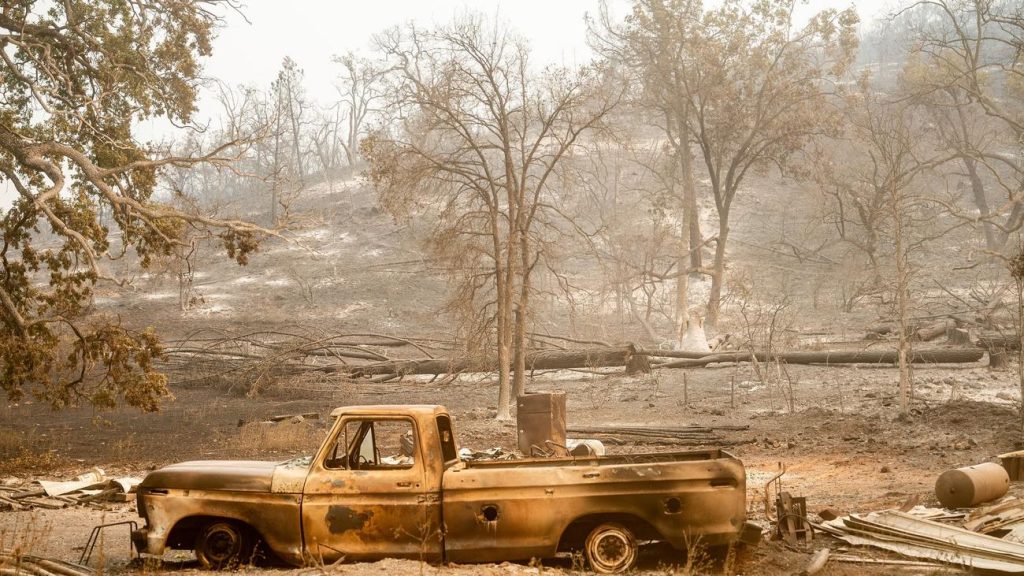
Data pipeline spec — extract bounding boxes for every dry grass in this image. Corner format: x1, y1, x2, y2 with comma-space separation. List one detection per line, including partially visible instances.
0, 428, 65, 475
0, 514, 52, 561
223, 421, 324, 458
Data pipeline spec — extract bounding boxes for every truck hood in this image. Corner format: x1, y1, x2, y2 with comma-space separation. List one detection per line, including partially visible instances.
140, 460, 280, 493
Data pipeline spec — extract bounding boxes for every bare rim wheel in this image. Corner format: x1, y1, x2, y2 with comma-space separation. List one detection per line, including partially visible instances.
195, 520, 252, 569
584, 522, 638, 574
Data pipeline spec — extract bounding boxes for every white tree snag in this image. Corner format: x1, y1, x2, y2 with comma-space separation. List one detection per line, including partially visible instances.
678, 312, 712, 353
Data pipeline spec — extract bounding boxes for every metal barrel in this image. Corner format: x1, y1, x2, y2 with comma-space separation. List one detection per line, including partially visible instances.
935, 462, 1010, 508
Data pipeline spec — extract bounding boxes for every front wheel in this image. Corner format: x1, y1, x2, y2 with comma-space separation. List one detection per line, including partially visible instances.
584, 522, 638, 573
195, 520, 254, 569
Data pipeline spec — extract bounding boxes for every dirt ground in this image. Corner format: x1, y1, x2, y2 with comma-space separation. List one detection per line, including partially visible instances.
2, 356, 1019, 575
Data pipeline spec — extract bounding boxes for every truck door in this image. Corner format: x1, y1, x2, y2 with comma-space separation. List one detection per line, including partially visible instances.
301, 416, 442, 563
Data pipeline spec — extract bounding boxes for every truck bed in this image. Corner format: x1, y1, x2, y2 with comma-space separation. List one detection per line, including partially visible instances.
441, 448, 746, 563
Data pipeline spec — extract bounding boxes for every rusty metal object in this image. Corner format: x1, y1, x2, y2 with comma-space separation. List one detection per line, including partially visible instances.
775, 492, 812, 544
134, 404, 747, 572
82, 521, 137, 565
764, 463, 811, 544
935, 463, 1010, 508
764, 463, 787, 521
999, 451, 1024, 481
517, 392, 566, 455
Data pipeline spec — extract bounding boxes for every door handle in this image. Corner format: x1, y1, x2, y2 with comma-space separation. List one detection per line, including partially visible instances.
396, 481, 412, 488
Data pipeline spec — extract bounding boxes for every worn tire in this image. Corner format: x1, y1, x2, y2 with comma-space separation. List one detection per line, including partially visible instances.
584, 522, 638, 574
194, 520, 253, 569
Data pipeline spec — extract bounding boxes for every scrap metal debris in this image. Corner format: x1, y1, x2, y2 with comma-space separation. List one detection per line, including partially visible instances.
830, 553, 950, 569
1001, 450, 1024, 481
762, 463, 812, 545
0, 470, 140, 511
820, 509, 1024, 572
457, 447, 517, 461
901, 505, 966, 522
775, 491, 813, 544
965, 498, 1024, 534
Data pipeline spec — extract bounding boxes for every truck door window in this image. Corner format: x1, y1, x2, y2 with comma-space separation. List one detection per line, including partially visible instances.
324, 419, 416, 470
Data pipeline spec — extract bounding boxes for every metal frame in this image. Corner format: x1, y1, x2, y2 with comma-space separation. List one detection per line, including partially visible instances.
80, 520, 138, 566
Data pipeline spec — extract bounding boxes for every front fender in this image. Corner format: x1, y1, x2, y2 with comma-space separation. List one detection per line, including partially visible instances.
137, 488, 304, 565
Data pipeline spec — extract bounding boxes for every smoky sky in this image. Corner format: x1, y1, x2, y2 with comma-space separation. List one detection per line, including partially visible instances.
191, 0, 890, 123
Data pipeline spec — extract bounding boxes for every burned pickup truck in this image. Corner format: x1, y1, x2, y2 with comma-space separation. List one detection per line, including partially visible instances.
133, 405, 747, 573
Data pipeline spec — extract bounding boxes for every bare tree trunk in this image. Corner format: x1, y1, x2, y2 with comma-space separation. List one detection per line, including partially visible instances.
491, 203, 514, 420
512, 238, 532, 399
286, 78, 305, 188
706, 220, 729, 329
893, 183, 912, 415
952, 103, 999, 252
675, 129, 693, 344
686, 170, 702, 272
672, 106, 703, 274
495, 265, 513, 421
964, 156, 999, 251
1017, 278, 1024, 430
271, 112, 282, 227
676, 209, 690, 344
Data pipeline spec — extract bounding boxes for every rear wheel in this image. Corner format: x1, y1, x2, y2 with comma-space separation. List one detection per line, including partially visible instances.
584, 522, 638, 573
194, 520, 253, 569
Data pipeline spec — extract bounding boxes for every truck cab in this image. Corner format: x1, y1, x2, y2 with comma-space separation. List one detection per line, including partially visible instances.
300, 405, 455, 563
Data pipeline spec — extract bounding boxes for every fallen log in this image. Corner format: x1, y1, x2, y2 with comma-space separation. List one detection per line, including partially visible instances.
349, 346, 645, 377
865, 324, 894, 336
349, 345, 984, 377
656, 348, 984, 369
914, 319, 956, 342
977, 334, 1021, 351
947, 327, 972, 346
634, 347, 715, 360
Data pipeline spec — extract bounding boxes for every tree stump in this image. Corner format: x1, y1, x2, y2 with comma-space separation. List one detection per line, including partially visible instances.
625, 344, 652, 375
946, 327, 972, 346
990, 349, 1008, 370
